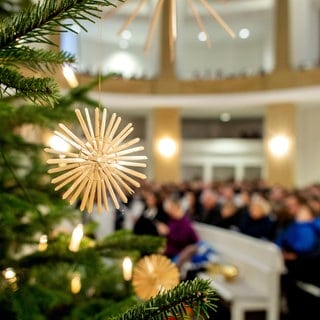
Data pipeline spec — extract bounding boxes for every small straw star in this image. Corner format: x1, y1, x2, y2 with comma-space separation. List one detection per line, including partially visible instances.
132, 254, 180, 300
45, 107, 147, 213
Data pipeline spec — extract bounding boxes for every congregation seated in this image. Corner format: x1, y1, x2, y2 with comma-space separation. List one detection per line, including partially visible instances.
124, 179, 320, 318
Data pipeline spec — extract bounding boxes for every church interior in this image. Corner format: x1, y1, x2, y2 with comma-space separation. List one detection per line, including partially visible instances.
1, 1, 320, 320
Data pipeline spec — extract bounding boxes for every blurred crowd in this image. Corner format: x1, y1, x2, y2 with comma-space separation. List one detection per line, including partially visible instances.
119, 179, 320, 320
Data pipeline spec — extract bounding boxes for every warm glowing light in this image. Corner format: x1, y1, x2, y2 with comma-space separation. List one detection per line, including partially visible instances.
38, 234, 48, 252
239, 28, 250, 39
157, 137, 177, 158
121, 29, 132, 40
105, 52, 139, 78
268, 135, 290, 157
71, 272, 81, 294
62, 64, 79, 88
3, 268, 16, 281
122, 256, 133, 281
69, 224, 84, 252
2, 267, 17, 291
198, 31, 207, 42
220, 112, 231, 122
48, 135, 70, 152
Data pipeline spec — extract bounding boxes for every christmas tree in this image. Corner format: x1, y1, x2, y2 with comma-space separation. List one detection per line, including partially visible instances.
0, 0, 217, 319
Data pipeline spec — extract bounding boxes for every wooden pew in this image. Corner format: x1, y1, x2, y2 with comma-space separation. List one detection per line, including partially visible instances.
194, 222, 285, 320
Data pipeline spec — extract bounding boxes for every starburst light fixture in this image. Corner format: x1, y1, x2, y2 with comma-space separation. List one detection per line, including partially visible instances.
105, 0, 235, 61
45, 107, 147, 213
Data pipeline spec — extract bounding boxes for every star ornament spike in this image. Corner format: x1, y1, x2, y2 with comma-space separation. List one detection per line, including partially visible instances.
45, 107, 147, 213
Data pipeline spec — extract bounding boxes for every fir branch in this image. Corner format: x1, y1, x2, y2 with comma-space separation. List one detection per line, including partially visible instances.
109, 278, 218, 320
0, 66, 59, 106
0, 0, 116, 48
0, 147, 32, 205
57, 72, 120, 107
0, 1, 35, 17
97, 230, 166, 256
6, 231, 164, 270
0, 46, 75, 72
0, 146, 48, 228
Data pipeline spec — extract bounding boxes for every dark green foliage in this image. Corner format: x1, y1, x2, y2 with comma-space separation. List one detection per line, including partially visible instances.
0, 0, 115, 47
97, 229, 166, 257
0, 66, 59, 105
0, 0, 217, 319
109, 279, 218, 320
0, 0, 115, 104
0, 47, 75, 71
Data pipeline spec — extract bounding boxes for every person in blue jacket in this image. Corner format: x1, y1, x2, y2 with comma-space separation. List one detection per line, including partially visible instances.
276, 199, 320, 320
276, 200, 320, 256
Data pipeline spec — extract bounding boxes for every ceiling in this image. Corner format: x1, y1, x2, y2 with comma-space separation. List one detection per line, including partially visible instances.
60, 0, 320, 118
71, 0, 275, 78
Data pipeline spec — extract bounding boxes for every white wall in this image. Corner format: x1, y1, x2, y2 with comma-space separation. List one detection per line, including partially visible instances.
181, 139, 264, 182
290, 0, 320, 68
296, 103, 320, 187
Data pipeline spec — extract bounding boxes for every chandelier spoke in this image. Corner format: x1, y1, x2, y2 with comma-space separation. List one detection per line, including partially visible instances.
105, 0, 235, 59
144, 0, 165, 52
169, 0, 177, 61
118, 0, 147, 35
199, 0, 235, 38
188, 0, 212, 48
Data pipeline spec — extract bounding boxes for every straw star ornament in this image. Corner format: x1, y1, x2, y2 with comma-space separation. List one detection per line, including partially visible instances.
132, 254, 180, 300
45, 107, 147, 213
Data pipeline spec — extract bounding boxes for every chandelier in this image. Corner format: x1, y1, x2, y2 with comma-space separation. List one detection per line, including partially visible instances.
104, 0, 235, 61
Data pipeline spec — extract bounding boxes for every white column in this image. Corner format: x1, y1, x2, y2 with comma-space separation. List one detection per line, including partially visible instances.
296, 104, 320, 187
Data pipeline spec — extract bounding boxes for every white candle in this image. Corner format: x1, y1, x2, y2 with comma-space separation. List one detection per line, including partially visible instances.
2, 267, 18, 291
69, 224, 83, 252
38, 234, 48, 252
70, 272, 81, 294
122, 256, 133, 281
3, 268, 16, 282
62, 65, 79, 88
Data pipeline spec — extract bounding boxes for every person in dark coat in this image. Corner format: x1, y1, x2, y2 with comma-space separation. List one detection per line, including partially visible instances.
215, 201, 242, 231
133, 190, 168, 236
238, 194, 276, 240
198, 189, 221, 225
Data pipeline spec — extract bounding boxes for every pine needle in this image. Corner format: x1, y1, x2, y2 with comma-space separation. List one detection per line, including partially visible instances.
108, 278, 218, 320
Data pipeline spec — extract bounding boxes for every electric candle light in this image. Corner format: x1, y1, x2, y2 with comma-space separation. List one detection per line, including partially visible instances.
157, 137, 177, 158
68, 224, 83, 252
3, 268, 16, 282
2, 267, 18, 291
62, 64, 79, 88
48, 135, 69, 152
268, 135, 290, 158
122, 256, 133, 281
70, 272, 81, 294
38, 234, 48, 251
